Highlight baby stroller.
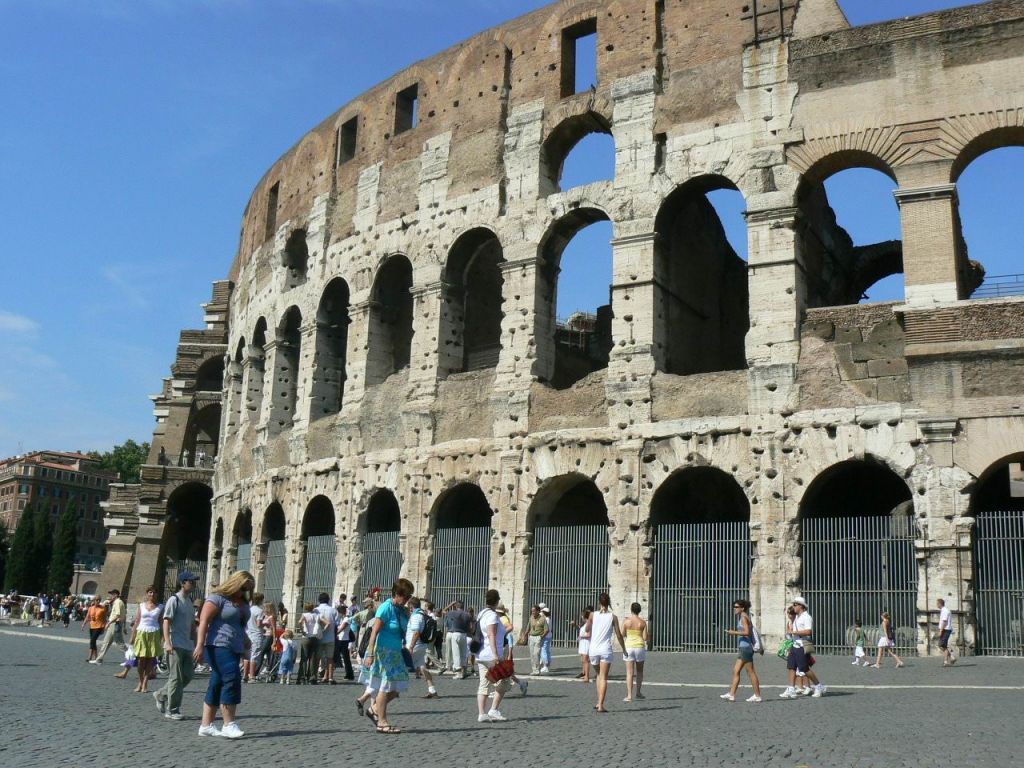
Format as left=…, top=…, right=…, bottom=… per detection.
left=256, top=627, right=286, bottom=683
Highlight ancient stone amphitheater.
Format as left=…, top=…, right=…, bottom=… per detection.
left=103, top=0, right=1024, bottom=656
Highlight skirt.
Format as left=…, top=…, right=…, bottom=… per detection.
left=578, top=638, right=590, bottom=656
left=134, top=629, right=162, bottom=659
left=366, top=646, right=409, bottom=694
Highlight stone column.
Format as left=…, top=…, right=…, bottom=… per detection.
left=241, top=345, right=266, bottom=428
left=407, top=282, right=445, bottom=401
left=342, top=301, right=372, bottom=408
left=224, top=360, right=244, bottom=434
left=606, top=441, right=647, bottom=612
left=292, top=322, right=317, bottom=433
left=252, top=541, right=268, bottom=593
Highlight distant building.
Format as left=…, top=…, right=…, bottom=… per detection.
left=0, top=451, right=119, bottom=569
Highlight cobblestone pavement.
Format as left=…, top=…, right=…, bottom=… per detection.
left=1, top=626, right=1021, bottom=767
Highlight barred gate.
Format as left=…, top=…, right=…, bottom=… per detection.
left=355, top=531, right=402, bottom=598
left=263, top=539, right=287, bottom=608
left=801, top=515, right=917, bottom=654
left=302, top=534, right=338, bottom=606
left=527, top=525, right=609, bottom=647
left=164, top=558, right=208, bottom=602
left=430, top=527, right=491, bottom=611
left=652, top=522, right=752, bottom=652
left=974, top=511, right=1024, bottom=656
left=235, top=542, right=252, bottom=574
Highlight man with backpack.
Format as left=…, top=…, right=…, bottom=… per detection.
left=406, top=597, right=439, bottom=698
left=153, top=571, right=198, bottom=720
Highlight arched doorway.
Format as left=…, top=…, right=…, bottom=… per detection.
left=526, top=474, right=610, bottom=646
left=301, top=496, right=337, bottom=606
left=356, top=489, right=403, bottom=598
left=442, top=229, right=505, bottom=375
left=270, top=307, right=302, bottom=436
left=800, top=459, right=916, bottom=654
left=260, top=502, right=287, bottom=609
left=310, top=278, right=350, bottom=419
left=969, top=454, right=1024, bottom=656
left=429, top=484, right=493, bottom=611
left=164, top=481, right=213, bottom=601
left=366, top=255, right=414, bottom=385
left=233, top=509, right=253, bottom=573
left=183, top=403, right=220, bottom=468
left=650, top=467, right=751, bottom=651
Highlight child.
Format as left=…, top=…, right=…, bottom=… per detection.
left=576, top=608, right=592, bottom=681
left=278, top=629, right=296, bottom=684
left=852, top=619, right=868, bottom=666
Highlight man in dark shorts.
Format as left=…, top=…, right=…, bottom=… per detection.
left=780, top=597, right=814, bottom=699
left=937, top=598, right=956, bottom=666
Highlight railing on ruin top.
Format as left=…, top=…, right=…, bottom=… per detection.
left=971, top=274, right=1024, bottom=300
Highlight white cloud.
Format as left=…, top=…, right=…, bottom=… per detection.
left=0, top=311, right=39, bottom=334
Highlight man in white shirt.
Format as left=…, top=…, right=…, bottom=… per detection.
left=476, top=589, right=511, bottom=723
left=937, top=598, right=956, bottom=666
left=780, top=597, right=825, bottom=699
left=315, top=593, right=339, bottom=683
left=405, top=597, right=439, bottom=699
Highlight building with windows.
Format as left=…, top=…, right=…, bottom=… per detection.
left=0, top=451, right=118, bottom=569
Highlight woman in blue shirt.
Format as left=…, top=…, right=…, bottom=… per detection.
left=362, top=578, right=414, bottom=734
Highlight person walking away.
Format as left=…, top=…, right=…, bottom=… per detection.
left=496, top=603, right=527, bottom=695
left=315, top=593, right=340, bottom=683
left=361, top=579, right=414, bottom=734
left=539, top=603, right=553, bottom=673
left=780, top=597, right=825, bottom=698
left=586, top=593, right=625, bottom=713
left=720, top=599, right=761, bottom=703
left=852, top=619, right=868, bottom=666
left=94, top=589, right=127, bottom=663
left=405, top=597, right=439, bottom=699
left=298, top=602, right=326, bottom=684
left=622, top=603, right=649, bottom=702
left=194, top=570, right=255, bottom=738
left=353, top=597, right=378, bottom=716
left=937, top=599, right=956, bottom=666
left=442, top=600, right=471, bottom=678
left=526, top=605, right=548, bottom=675
left=871, top=611, right=904, bottom=669
left=243, top=592, right=266, bottom=683
left=82, top=597, right=107, bottom=662
left=466, top=607, right=478, bottom=672
left=424, top=601, right=443, bottom=670
left=476, top=589, right=513, bottom=723
left=154, top=571, right=198, bottom=720
left=576, top=608, right=592, bottom=681
left=129, top=586, right=164, bottom=693
left=278, top=629, right=297, bottom=684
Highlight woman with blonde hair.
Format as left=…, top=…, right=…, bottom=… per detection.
left=193, top=570, right=254, bottom=739
left=129, top=585, right=163, bottom=693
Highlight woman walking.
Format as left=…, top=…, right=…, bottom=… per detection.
left=298, top=602, right=325, bottom=684
left=129, top=586, right=163, bottom=693
left=871, top=611, right=904, bottom=669
left=585, top=593, right=625, bottom=713
left=720, top=599, right=762, bottom=703
left=82, top=596, right=107, bottom=662
left=243, top=592, right=265, bottom=683
left=622, top=603, right=649, bottom=702
left=361, top=579, right=414, bottom=734
left=193, top=570, right=255, bottom=739
left=576, top=608, right=592, bottom=681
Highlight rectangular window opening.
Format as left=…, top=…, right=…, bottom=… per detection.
left=265, top=181, right=280, bottom=241
left=337, top=116, right=358, bottom=165
left=395, top=84, right=419, bottom=135
left=561, top=18, right=598, bottom=97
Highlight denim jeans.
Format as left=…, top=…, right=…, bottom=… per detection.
left=204, top=646, right=242, bottom=707
left=541, top=635, right=552, bottom=667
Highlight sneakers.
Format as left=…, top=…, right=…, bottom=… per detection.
left=153, top=692, right=167, bottom=714
left=165, top=711, right=183, bottom=721
left=219, top=722, right=245, bottom=739
left=519, top=680, right=528, bottom=696
left=719, top=692, right=735, bottom=702
left=88, top=659, right=101, bottom=664
left=477, top=714, right=491, bottom=723
left=797, top=686, right=814, bottom=696
left=745, top=695, right=762, bottom=703
left=779, top=687, right=798, bottom=699
left=197, top=724, right=220, bottom=737
left=852, top=660, right=861, bottom=665
left=540, top=666, right=549, bottom=674
left=487, top=709, right=507, bottom=722
left=812, top=684, right=826, bottom=698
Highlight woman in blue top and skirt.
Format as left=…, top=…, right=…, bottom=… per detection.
left=362, top=578, right=414, bottom=734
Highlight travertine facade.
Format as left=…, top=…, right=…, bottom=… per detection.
left=113, top=0, right=1024, bottom=654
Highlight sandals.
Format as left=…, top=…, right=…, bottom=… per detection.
left=376, top=724, right=402, bottom=734
left=365, top=706, right=379, bottom=725
left=356, top=700, right=364, bottom=717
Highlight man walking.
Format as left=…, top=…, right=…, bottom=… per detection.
left=93, top=588, right=127, bottom=663
left=315, top=592, right=339, bottom=683
left=937, top=598, right=957, bottom=666
left=527, top=604, right=549, bottom=675
left=780, top=597, right=825, bottom=698
left=406, top=597, right=439, bottom=698
left=443, top=600, right=472, bottom=678
left=154, top=572, right=198, bottom=720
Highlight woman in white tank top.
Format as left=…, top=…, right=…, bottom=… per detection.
left=129, top=586, right=164, bottom=693
left=584, top=593, right=625, bottom=713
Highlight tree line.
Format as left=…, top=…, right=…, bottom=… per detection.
left=2, top=501, right=77, bottom=594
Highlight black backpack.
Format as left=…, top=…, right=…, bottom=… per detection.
left=420, top=612, right=438, bottom=645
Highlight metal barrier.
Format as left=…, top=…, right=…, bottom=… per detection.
left=975, top=511, right=1024, bottom=656
left=355, top=530, right=402, bottom=598
left=263, top=539, right=287, bottom=608
left=430, top=526, right=492, bottom=611
left=527, top=525, right=609, bottom=647
left=652, top=522, right=752, bottom=652
left=164, top=558, right=208, bottom=603
left=302, top=534, right=337, bottom=606
left=801, top=515, right=918, bottom=654
left=235, top=542, right=252, bottom=574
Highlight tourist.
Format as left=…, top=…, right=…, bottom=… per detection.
left=575, top=607, right=592, bottom=681
left=442, top=599, right=471, bottom=678
left=466, top=607, right=478, bottom=672
left=622, top=602, right=649, bottom=702
left=298, top=602, right=326, bottom=684
left=586, top=592, right=625, bottom=713
left=720, top=599, right=761, bottom=703
left=405, top=597, right=439, bottom=698
left=277, top=601, right=289, bottom=628
left=539, top=603, right=552, bottom=673
left=336, top=597, right=355, bottom=681
left=353, top=597, right=378, bottom=717
left=852, top=618, right=868, bottom=666
left=154, top=571, right=198, bottom=720
left=780, top=597, right=825, bottom=698
left=81, top=596, right=107, bottom=662
left=476, top=589, right=513, bottom=723
left=257, top=602, right=279, bottom=679
left=361, top=578, right=414, bottom=734
left=93, top=588, right=127, bottom=663
left=495, top=602, right=527, bottom=695
left=526, top=604, right=548, bottom=675
left=243, top=591, right=266, bottom=683
left=871, top=611, right=904, bottom=669
left=424, top=601, right=443, bottom=671
left=937, top=598, right=956, bottom=666
left=278, top=629, right=297, bottom=683
left=193, top=570, right=255, bottom=738
left=129, top=586, right=164, bottom=693
left=315, top=592, right=340, bottom=683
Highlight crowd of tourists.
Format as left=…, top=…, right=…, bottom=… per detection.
left=0, top=589, right=96, bottom=626
left=72, top=571, right=960, bottom=738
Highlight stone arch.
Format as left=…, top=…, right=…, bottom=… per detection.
left=81, top=580, right=98, bottom=595
left=310, top=277, right=350, bottom=419
left=799, top=458, right=913, bottom=519
left=302, top=494, right=336, bottom=538
left=951, top=126, right=1024, bottom=183
left=650, top=466, right=751, bottom=526
left=247, top=318, right=268, bottom=423
left=183, top=403, right=220, bottom=468
left=270, top=306, right=302, bottom=435
left=260, top=501, right=287, bottom=544
left=367, top=254, right=414, bottom=385
left=232, top=507, right=253, bottom=573
left=441, top=227, right=505, bottom=375
left=194, top=355, right=224, bottom=392
left=528, top=472, right=610, bottom=530
left=361, top=488, right=402, bottom=534
left=283, top=229, right=309, bottom=290
left=258, top=501, right=287, bottom=609
left=165, top=481, right=214, bottom=562
left=300, top=495, right=337, bottom=605
left=968, top=453, right=1024, bottom=515
left=429, top=482, right=494, bottom=533
left=542, top=110, right=614, bottom=194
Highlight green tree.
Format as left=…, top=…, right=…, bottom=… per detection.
left=48, top=500, right=78, bottom=594
left=31, top=505, right=54, bottom=593
left=88, top=439, right=150, bottom=483
left=4, top=504, right=36, bottom=593
left=0, top=519, right=9, bottom=589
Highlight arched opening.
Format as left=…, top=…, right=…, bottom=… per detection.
left=541, top=111, right=614, bottom=194
left=954, top=134, right=1024, bottom=299
left=301, top=496, right=337, bottom=606
left=260, top=502, right=287, bottom=608
left=367, top=255, right=414, bottom=385
left=654, top=176, right=749, bottom=375
left=356, top=489, right=403, bottom=598
left=233, top=508, right=253, bottom=573
left=311, top=278, right=350, bottom=419
left=283, top=229, right=309, bottom=290
left=270, top=306, right=302, bottom=436
left=526, top=474, right=610, bottom=646
left=183, top=403, right=220, bottom=468
left=442, top=229, right=505, bottom=375
left=163, top=482, right=213, bottom=599
left=210, top=518, right=224, bottom=591
left=650, top=467, right=751, bottom=651
left=228, top=338, right=246, bottom=433
left=195, top=356, right=224, bottom=393
left=968, top=453, right=1024, bottom=656
left=800, top=459, right=916, bottom=653
left=797, top=154, right=904, bottom=306
left=429, top=483, right=493, bottom=610
left=81, top=580, right=98, bottom=595
left=540, top=209, right=613, bottom=390
left=246, top=319, right=268, bottom=424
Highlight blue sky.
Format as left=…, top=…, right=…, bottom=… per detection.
left=0, top=0, right=1019, bottom=458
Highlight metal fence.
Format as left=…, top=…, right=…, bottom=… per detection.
left=429, top=526, right=492, bottom=611
left=235, top=542, right=252, bottom=574
left=164, top=558, right=208, bottom=603
left=527, top=525, right=609, bottom=647
left=302, top=534, right=337, bottom=606
left=651, top=522, right=752, bottom=652
left=263, top=539, right=287, bottom=608
left=975, top=511, right=1024, bottom=656
left=355, top=531, right=403, bottom=599
left=801, top=515, right=918, bottom=654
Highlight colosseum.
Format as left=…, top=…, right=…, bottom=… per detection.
left=100, top=0, right=1024, bottom=657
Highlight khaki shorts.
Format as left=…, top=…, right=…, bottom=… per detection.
left=477, top=661, right=512, bottom=697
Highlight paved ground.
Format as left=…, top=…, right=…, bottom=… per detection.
left=1, top=625, right=1021, bottom=767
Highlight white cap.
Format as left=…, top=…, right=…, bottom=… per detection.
left=792, top=597, right=808, bottom=608
left=538, top=603, right=547, bottom=610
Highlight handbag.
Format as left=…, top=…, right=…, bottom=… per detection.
left=485, top=658, right=515, bottom=683
left=776, top=638, right=794, bottom=659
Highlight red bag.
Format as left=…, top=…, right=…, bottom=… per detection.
left=485, top=659, right=515, bottom=683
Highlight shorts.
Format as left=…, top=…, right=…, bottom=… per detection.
left=854, top=646, right=865, bottom=658
left=877, top=636, right=891, bottom=648
left=578, top=639, right=590, bottom=656
left=411, top=645, right=427, bottom=670
left=624, top=648, right=647, bottom=663
left=737, top=645, right=754, bottom=663
left=786, top=646, right=808, bottom=673
left=247, top=633, right=264, bottom=660
left=589, top=652, right=613, bottom=666
left=939, top=630, right=952, bottom=649
left=476, top=661, right=512, bottom=697
left=89, top=627, right=103, bottom=651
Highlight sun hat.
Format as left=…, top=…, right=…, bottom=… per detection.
left=792, top=597, right=808, bottom=608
